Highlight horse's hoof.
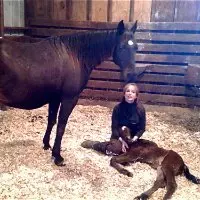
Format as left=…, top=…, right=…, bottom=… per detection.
left=134, top=194, right=148, bottom=200
left=43, top=144, right=52, bottom=150
left=52, top=156, right=66, bottom=166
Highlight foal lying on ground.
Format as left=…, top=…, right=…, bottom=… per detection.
left=81, top=128, right=200, bottom=200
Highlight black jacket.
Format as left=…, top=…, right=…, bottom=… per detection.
left=110, top=99, right=146, bottom=140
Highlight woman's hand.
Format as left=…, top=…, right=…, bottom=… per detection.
left=119, top=137, right=129, bottom=153
left=131, top=136, right=138, bottom=142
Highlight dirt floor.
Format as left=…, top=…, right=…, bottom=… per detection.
left=0, top=99, right=199, bottom=200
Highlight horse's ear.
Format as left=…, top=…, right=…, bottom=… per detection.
left=131, top=20, right=138, bottom=33
left=117, top=20, right=125, bottom=35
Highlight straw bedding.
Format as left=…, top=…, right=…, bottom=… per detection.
left=0, top=99, right=199, bottom=200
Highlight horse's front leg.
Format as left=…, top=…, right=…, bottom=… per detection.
left=52, top=96, right=79, bottom=166
left=110, top=154, right=133, bottom=177
left=43, top=99, right=60, bottom=150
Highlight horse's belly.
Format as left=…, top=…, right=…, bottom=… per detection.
left=5, top=97, right=48, bottom=110
left=10, top=100, right=48, bottom=110
left=2, top=89, right=54, bottom=110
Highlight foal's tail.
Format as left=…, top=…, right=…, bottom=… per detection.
left=183, top=165, right=200, bottom=184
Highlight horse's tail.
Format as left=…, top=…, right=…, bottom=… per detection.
left=183, top=164, right=200, bottom=184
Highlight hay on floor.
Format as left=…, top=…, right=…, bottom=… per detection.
left=0, top=99, right=199, bottom=200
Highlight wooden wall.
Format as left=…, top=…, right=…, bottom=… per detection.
left=2, top=0, right=200, bottom=30
left=3, top=1, right=200, bottom=107
left=24, top=0, right=200, bottom=24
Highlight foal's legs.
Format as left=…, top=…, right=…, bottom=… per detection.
left=110, top=154, right=134, bottom=177
left=134, top=166, right=166, bottom=200
left=43, top=100, right=60, bottom=150
left=162, top=167, right=177, bottom=200
left=52, top=97, right=79, bottom=166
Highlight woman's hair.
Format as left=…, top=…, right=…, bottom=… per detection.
left=123, top=83, right=139, bottom=97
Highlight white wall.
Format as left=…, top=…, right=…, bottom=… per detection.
left=4, top=0, right=24, bottom=27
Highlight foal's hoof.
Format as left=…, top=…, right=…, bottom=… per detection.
left=121, top=169, right=133, bottom=177
left=127, top=172, right=133, bottom=177
left=134, top=194, right=148, bottom=200
left=52, top=156, right=66, bottom=166
left=81, top=140, right=99, bottom=149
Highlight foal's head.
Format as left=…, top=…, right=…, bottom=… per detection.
left=113, top=20, right=138, bottom=83
left=120, top=126, right=132, bottom=145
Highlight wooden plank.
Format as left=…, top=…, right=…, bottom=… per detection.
left=35, top=0, right=48, bottom=18
left=142, top=65, right=186, bottom=74
left=24, top=0, right=35, bottom=24
left=138, top=43, right=200, bottom=54
left=90, top=70, right=185, bottom=84
left=110, top=0, right=130, bottom=22
left=81, top=89, right=200, bottom=106
left=27, top=28, right=85, bottom=37
left=107, top=0, right=112, bottom=22
left=65, top=0, right=72, bottom=20
left=28, top=19, right=200, bottom=31
left=137, top=22, right=200, bottom=31
left=96, top=61, right=186, bottom=74
left=46, top=0, right=53, bottom=19
left=28, top=18, right=118, bottom=29
left=136, top=53, right=200, bottom=65
left=140, top=93, right=200, bottom=106
left=87, top=80, right=124, bottom=90
left=52, top=0, right=67, bottom=20
left=0, top=0, right=3, bottom=36
left=151, top=0, right=176, bottom=22
left=132, top=0, right=152, bottom=22
left=90, top=0, right=108, bottom=22
left=86, top=80, right=197, bottom=97
left=136, top=32, right=200, bottom=43
left=70, top=0, right=87, bottom=21
left=174, top=0, right=197, bottom=22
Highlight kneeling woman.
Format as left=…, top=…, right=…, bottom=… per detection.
left=81, top=83, right=146, bottom=155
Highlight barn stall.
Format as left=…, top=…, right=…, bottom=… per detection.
left=0, top=0, right=200, bottom=199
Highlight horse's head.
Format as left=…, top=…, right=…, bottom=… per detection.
left=113, top=20, right=138, bottom=83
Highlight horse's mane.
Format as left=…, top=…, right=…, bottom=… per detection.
left=48, top=29, right=117, bottom=68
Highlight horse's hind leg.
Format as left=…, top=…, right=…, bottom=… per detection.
left=110, top=154, right=133, bottom=177
left=134, top=166, right=166, bottom=200
left=162, top=167, right=177, bottom=200
left=43, top=100, right=60, bottom=150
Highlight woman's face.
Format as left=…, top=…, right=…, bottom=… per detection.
left=124, top=85, right=138, bottom=103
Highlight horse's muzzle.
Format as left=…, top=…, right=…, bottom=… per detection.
left=124, top=72, right=137, bottom=83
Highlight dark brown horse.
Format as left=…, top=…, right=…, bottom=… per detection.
left=81, top=127, right=200, bottom=200
left=0, top=20, right=138, bottom=166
